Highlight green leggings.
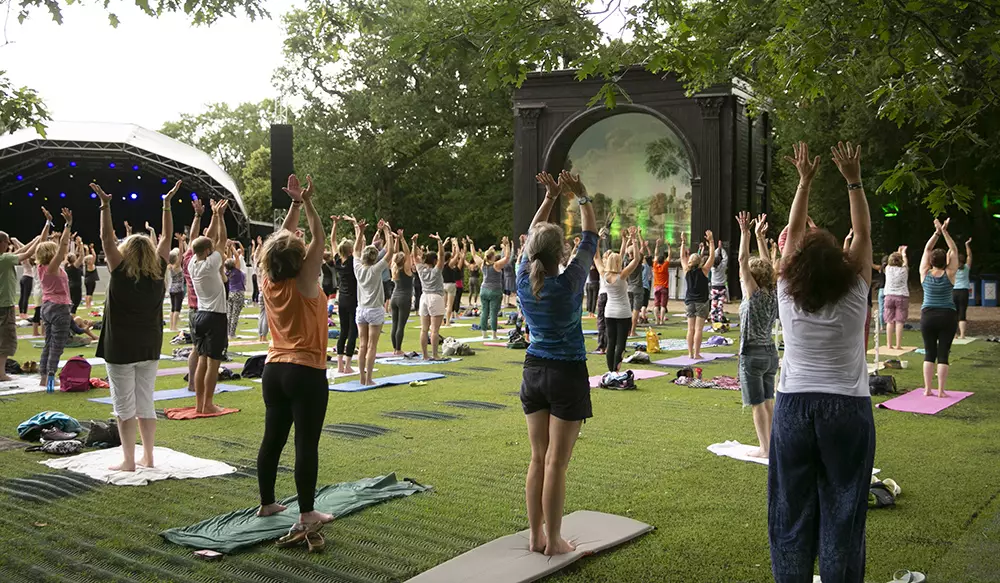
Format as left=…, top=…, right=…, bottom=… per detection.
left=480, top=287, right=503, bottom=333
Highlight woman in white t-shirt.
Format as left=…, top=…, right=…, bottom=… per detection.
left=350, top=218, right=394, bottom=386
left=770, top=142, right=875, bottom=583
left=882, top=246, right=909, bottom=350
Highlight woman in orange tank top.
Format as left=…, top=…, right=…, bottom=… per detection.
left=254, top=174, right=333, bottom=543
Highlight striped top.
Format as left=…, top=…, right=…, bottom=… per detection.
left=954, top=266, right=971, bottom=291
left=922, top=273, right=955, bottom=310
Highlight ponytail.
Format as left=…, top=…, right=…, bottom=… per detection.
left=522, top=223, right=564, bottom=299
left=530, top=257, right=547, bottom=299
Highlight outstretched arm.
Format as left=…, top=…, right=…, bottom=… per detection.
left=353, top=220, right=366, bottom=258
left=964, top=239, right=972, bottom=270
left=92, top=185, right=122, bottom=271
left=701, top=231, right=715, bottom=277
left=754, top=214, right=769, bottom=260
left=940, top=219, right=959, bottom=280
left=831, top=141, right=871, bottom=284
left=50, top=209, right=73, bottom=275
left=920, top=221, right=941, bottom=280
left=782, top=141, right=822, bottom=260
left=295, top=176, right=325, bottom=286
left=620, top=233, right=642, bottom=279
left=532, top=172, right=561, bottom=229
left=157, top=181, right=181, bottom=262
left=679, top=232, right=689, bottom=271
left=431, top=234, right=445, bottom=270
left=737, top=212, right=757, bottom=296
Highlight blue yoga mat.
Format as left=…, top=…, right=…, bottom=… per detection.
left=87, top=383, right=253, bottom=404
left=331, top=372, right=445, bottom=393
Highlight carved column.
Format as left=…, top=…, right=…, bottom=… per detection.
left=696, top=96, right=724, bottom=239
left=513, top=104, right=545, bottom=237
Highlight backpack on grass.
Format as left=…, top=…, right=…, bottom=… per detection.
left=868, top=371, right=897, bottom=396
left=59, top=357, right=92, bottom=392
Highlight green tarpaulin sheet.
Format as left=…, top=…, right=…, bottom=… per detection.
left=160, top=473, right=431, bottom=553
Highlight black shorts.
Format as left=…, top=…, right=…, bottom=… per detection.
left=643, top=288, right=651, bottom=307
left=520, top=354, right=592, bottom=421
left=169, top=291, right=184, bottom=313
left=383, top=281, right=394, bottom=301
left=953, top=289, right=970, bottom=321
left=192, top=311, right=228, bottom=360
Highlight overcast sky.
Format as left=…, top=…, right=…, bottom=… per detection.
left=3, top=0, right=632, bottom=130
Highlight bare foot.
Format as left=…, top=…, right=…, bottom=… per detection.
left=344, top=365, right=355, bottom=374
left=205, top=403, right=226, bottom=414
left=257, top=503, right=287, bottom=517
left=544, top=536, right=576, bottom=556
left=938, top=390, right=948, bottom=398
left=528, top=530, right=547, bottom=553
left=0, top=374, right=10, bottom=382
left=924, top=389, right=933, bottom=397
left=693, top=354, right=703, bottom=360
left=747, top=448, right=769, bottom=459
left=136, top=456, right=153, bottom=468
left=109, top=461, right=136, bottom=472
left=299, top=511, right=334, bottom=524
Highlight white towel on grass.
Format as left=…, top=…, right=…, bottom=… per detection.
left=40, top=446, right=235, bottom=486
left=707, top=441, right=880, bottom=474
left=0, top=375, right=44, bottom=396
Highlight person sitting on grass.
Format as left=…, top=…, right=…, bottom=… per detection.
left=254, top=174, right=334, bottom=535
left=770, top=141, right=874, bottom=583
left=734, top=211, right=778, bottom=459
left=91, top=180, right=178, bottom=471
left=679, top=229, right=715, bottom=360
left=918, top=218, right=959, bottom=398
left=70, top=317, right=98, bottom=342
left=0, top=213, right=50, bottom=382
left=188, top=199, right=230, bottom=415
left=518, top=170, right=597, bottom=556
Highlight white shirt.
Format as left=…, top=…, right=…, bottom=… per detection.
left=883, top=265, right=909, bottom=297
left=777, top=276, right=869, bottom=397
left=603, top=275, right=631, bottom=320
left=189, top=251, right=227, bottom=314
left=711, top=248, right=728, bottom=286
left=354, top=260, right=388, bottom=309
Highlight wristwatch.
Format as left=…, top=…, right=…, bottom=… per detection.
left=576, top=194, right=593, bottom=206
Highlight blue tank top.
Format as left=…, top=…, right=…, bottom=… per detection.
left=922, top=273, right=955, bottom=310
left=954, top=266, right=971, bottom=291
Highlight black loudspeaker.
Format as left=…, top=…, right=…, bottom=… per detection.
left=270, top=124, right=294, bottom=211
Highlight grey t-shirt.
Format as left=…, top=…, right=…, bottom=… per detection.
left=711, top=248, right=728, bottom=286
left=354, top=260, right=389, bottom=309
left=416, top=264, right=444, bottom=295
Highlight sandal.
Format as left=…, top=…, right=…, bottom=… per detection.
left=305, top=530, right=325, bottom=553
left=889, top=569, right=925, bottom=583
left=275, top=522, right=323, bottom=549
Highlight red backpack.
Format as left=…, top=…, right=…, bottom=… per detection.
left=59, top=357, right=92, bottom=392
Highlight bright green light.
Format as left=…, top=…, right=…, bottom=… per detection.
left=993, top=213, right=1000, bottom=219
left=885, top=213, right=898, bottom=218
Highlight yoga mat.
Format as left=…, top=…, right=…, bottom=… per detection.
left=239, top=313, right=260, bottom=319
left=331, top=372, right=444, bottom=393
left=951, top=337, right=977, bottom=345
left=589, top=369, right=668, bottom=388
left=161, top=473, right=431, bottom=553
left=653, top=353, right=735, bottom=367
left=57, top=357, right=105, bottom=367
left=375, top=357, right=462, bottom=366
left=483, top=342, right=508, bottom=347
left=582, top=330, right=598, bottom=335
left=88, top=383, right=253, bottom=404
left=326, top=368, right=375, bottom=380
left=0, top=374, right=43, bottom=396
left=164, top=407, right=240, bottom=420
left=40, top=446, right=235, bottom=486
left=155, top=362, right=242, bottom=377
left=229, top=340, right=267, bottom=347
left=866, top=346, right=917, bottom=357
left=708, top=441, right=882, bottom=475
left=404, top=511, right=653, bottom=583
left=876, top=390, right=974, bottom=415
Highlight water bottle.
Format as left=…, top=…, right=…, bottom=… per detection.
left=46, top=373, right=55, bottom=393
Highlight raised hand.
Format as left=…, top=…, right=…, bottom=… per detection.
left=783, top=141, right=821, bottom=183
left=966, top=238, right=972, bottom=247
left=559, top=170, right=586, bottom=197
left=933, top=219, right=943, bottom=233
left=41, top=206, right=53, bottom=221
left=124, top=221, right=132, bottom=235
left=164, top=180, right=182, bottom=204
left=192, top=198, right=205, bottom=216
left=89, top=184, right=111, bottom=204
left=535, top=172, right=561, bottom=199
left=705, top=230, right=714, bottom=244
left=145, top=221, right=152, bottom=231
left=736, top=211, right=751, bottom=233
left=61, top=208, right=73, bottom=226
left=429, top=233, right=441, bottom=241
left=282, top=174, right=305, bottom=202
left=754, top=214, right=768, bottom=237
left=831, top=141, right=862, bottom=184
left=300, top=175, right=314, bottom=201
left=941, top=218, right=951, bottom=232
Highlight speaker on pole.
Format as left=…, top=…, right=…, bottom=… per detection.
left=270, top=124, right=294, bottom=211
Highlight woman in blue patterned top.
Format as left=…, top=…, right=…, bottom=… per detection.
left=919, top=218, right=959, bottom=397
left=517, top=170, right=596, bottom=556
left=954, top=238, right=973, bottom=339
left=734, top=211, right=778, bottom=458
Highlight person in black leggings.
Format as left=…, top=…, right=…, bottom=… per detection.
left=918, top=218, right=959, bottom=398
left=65, top=252, right=84, bottom=314
left=331, top=217, right=358, bottom=374
left=390, top=232, right=415, bottom=355
left=18, top=259, right=34, bottom=317
left=255, top=174, right=333, bottom=538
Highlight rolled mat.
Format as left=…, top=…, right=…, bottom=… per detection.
left=164, top=407, right=240, bottom=420
left=160, top=473, right=431, bottom=553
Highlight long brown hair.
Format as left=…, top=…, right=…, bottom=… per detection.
left=781, top=229, right=860, bottom=313
left=524, top=223, right=563, bottom=299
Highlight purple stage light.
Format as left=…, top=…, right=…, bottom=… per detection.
left=130, top=193, right=138, bottom=200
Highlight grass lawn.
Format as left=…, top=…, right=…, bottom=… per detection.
left=1, top=297, right=998, bottom=583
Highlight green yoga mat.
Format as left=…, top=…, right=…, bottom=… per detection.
left=160, top=473, right=431, bottom=553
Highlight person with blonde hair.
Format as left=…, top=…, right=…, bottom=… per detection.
left=83, top=244, right=99, bottom=309
left=35, top=208, right=75, bottom=389
left=188, top=198, right=230, bottom=414
left=680, top=229, right=715, bottom=359
left=91, top=180, right=179, bottom=471
left=0, top=210, right=50, bottom=382
left=415, top=232, right=447, bottom=360
left=331, top=217, right=358, bottom=375
left=734, top=211, right=778, bottom=458
left=389, top=230, right=414, bottom=355
left=471, top=237, right=511, bottom=340
left=350, top=217, right=394, bottom=386
left=593, top=226, right=641, bottom=373
left=518, top=170, right=597, bottom=556
left=882, top=246, right=910, bottom=350
left=254, top=174, right=334, bottom=537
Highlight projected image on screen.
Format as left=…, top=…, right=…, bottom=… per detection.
left=563, top=113, right=692, bottom=245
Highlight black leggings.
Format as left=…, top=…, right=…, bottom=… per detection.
left=596, top=293, right=608, bottom=352
left=453, top=288, right=464, bottom=312
left=390, top=295, right=412, bottom=351
left=170, top=291, right=184, bottom=313
left=336, top=298, right=358, bottom=357
left=920, top=308, right=958, bottom=365
left=18, top=276, right=32, bottom=314
left=586, top=282, right=599, bottom=314
left=605, top=317, right=631, bottom=372
left=257, top=362, right=328, bottom=513
left=953, top=289, right=969, bottom=321
left=69, top=286, right=82, bottom=314
left=85, top=275, right=97, bottom=296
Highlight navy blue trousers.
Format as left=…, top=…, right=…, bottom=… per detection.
left=768, top=392, right=875, bottom=583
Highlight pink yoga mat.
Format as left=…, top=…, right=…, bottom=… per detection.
left=156, top=362, right=243, bottom=377
left=483, top=342, right=508, bottom=347
left=876, top=390, right=973, bottom=415
left=653, top=353, right=735, bottom=367
left=589, top=369, right=667, bottom=388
